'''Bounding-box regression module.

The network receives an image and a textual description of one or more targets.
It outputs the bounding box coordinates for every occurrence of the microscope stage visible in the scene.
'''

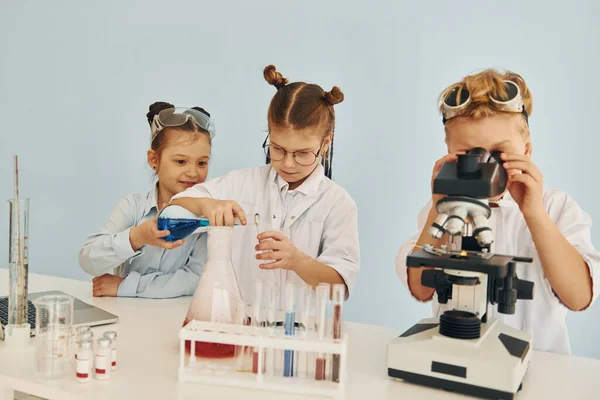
[387,318,532,400]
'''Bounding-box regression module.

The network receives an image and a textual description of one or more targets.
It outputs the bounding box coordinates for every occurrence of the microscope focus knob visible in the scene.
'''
[516,278,534,300]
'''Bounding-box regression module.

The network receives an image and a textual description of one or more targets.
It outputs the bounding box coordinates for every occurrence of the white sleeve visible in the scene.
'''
[547,190,600,309]
[316,197,360,296]
[170,169,250,202]
[395,200,433,293]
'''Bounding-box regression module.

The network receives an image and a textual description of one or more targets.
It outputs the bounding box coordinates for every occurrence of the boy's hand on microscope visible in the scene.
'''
[431,152,466,203]
[501,153,545,219]
[197,198,247,227]
[129,216,185,251]
[255,231,310,270]
[92,274,124,297]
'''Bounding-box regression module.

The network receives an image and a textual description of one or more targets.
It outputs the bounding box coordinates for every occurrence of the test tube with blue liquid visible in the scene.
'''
[283,282,296,377]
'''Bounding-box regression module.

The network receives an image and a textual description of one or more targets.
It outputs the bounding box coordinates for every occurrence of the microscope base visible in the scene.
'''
[387,318,532,400]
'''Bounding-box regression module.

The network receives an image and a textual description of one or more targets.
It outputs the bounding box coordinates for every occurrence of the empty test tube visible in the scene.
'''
[265,281,277,376]
[252,279,265,374]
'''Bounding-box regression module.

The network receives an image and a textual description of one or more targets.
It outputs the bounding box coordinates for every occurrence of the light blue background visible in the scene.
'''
[1,1,599,358]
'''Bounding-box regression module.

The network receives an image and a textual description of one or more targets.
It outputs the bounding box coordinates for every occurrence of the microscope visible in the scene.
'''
[387,148,535,400]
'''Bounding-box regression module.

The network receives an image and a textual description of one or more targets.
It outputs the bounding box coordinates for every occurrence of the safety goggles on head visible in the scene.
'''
[441,80,528,125]
[150,107,216,143]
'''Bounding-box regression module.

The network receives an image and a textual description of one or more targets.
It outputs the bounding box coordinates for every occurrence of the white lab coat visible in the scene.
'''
[172,163,360,306]
[396,189,600,355]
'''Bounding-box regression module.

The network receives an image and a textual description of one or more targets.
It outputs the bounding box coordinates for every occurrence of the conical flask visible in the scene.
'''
[158,205,241,242]
[183,226,243,358]
[158,205,210,242]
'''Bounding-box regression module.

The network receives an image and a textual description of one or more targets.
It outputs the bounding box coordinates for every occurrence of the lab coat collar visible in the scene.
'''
[270,163,326,197]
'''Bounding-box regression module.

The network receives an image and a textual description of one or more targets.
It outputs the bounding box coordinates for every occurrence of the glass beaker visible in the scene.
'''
[8,198,30,327]
[183,226,243,358]
[34,294,74,379]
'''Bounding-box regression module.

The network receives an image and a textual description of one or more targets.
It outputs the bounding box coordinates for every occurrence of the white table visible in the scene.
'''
[0,270,598,400]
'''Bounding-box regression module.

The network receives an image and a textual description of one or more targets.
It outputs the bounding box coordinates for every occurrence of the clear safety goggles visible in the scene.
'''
[151,107,216,142]
[441,79,528,125]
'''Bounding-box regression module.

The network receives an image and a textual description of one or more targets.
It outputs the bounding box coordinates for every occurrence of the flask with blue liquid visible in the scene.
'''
[157,205,239,242]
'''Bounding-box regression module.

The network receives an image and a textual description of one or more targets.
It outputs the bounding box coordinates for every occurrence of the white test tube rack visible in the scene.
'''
[178,320,348,400]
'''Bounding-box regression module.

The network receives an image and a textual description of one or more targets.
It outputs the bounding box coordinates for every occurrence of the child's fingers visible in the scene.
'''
[255,241,282,251]
[160,239,184,249]
[232,203,247,225]
[224,210,235,227]
[503,161,542,182]
[258,231,286,241]
[214,211,225,226]
[156,229,170,238]
[259,260,283,270]
[500,153,528,162]
[256,251,280,261]
[509,172,536,188]
[433,154,456,174]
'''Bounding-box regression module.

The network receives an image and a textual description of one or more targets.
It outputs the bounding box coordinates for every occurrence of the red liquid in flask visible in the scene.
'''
[182,319,235,358]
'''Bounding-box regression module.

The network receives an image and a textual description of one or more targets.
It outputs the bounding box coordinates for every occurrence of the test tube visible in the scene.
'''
[297,285,312,378]
[331,284,345,383]
[252,279,265,374]
[314,283,330,381]
[265,281,277,376]
[283,282,296,377]
[234,300,247,372]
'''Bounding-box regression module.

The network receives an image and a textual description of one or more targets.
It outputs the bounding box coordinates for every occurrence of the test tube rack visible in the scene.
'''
[178,320,348,400]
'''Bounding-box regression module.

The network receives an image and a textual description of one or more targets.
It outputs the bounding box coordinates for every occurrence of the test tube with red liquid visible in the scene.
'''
[331,284,345,383]
[314,283,330,381]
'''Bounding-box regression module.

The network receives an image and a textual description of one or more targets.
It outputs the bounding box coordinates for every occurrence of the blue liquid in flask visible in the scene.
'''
[157,205,241,242]
[157,217,209,242]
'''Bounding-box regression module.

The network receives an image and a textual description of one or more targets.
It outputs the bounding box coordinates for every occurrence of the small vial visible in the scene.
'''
[76,339,93,383]
[103,331,118,371]
[75,330,94,359]
[95,338,112,380]
[76,325,90,336]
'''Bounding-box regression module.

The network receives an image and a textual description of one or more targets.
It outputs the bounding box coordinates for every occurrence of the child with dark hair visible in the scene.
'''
[79,102,215,298]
